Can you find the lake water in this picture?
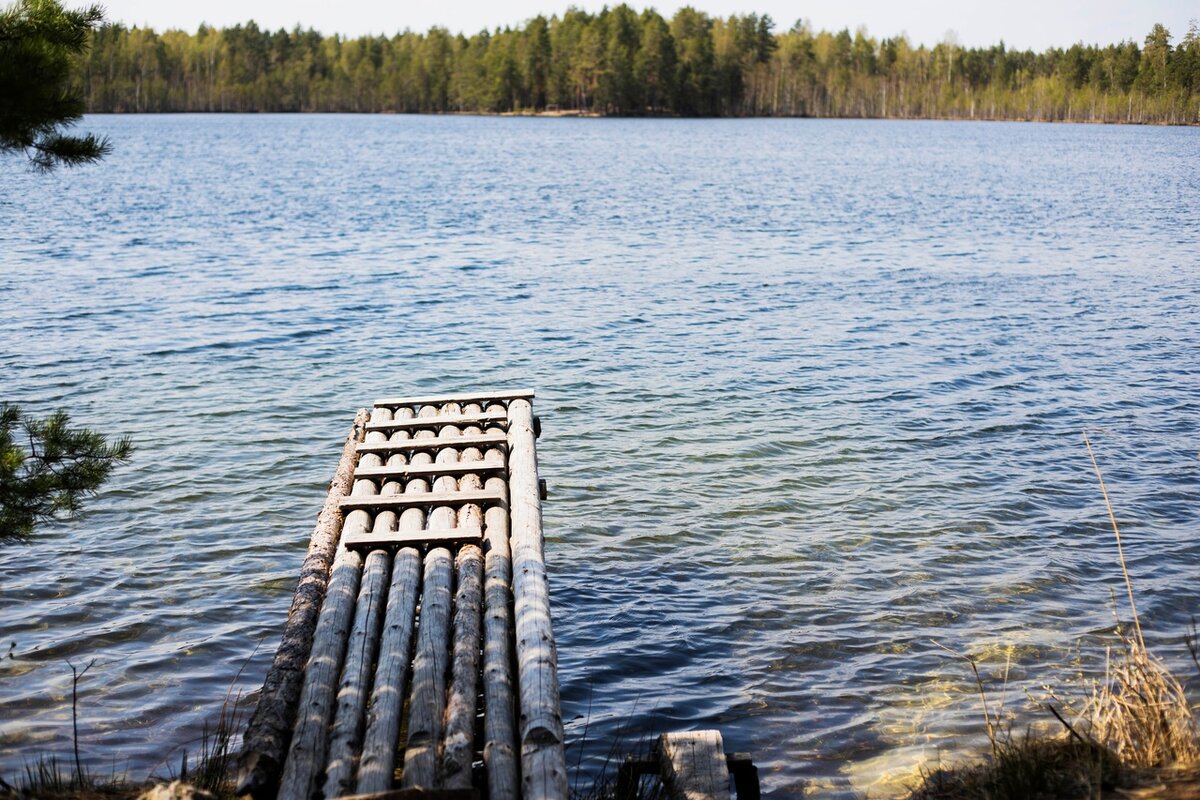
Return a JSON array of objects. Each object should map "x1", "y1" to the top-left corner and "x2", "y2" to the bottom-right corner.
[{"x1": 1, "y1": 115, "x2": 1197, "y2": 797}]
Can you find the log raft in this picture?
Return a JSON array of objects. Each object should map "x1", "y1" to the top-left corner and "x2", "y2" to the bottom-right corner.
[{"x1": 238, "y1": 390, "x2": 566, "y2": 800}]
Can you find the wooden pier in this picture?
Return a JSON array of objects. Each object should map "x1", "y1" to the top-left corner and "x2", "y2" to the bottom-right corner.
[
  {"x1": 237, "y1": 390, "x2": 567, "y2": 800},
  {"x1": 236, "y1": 388, "x2": 758, "y2": 800}
]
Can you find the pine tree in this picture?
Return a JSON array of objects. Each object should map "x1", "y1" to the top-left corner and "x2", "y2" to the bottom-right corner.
[
  {"x1": 0, "y1": 0, "x2": 110, "y2": 170},
  {"x1": 0, "y1": 405, "x2": 132, "y2": 543}
]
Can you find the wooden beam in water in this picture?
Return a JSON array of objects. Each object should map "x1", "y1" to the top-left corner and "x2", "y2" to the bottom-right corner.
[
  {"x1": 657, "y1": 731, "x2": 732, "y2": 800},
  {"x1": 356, "y1": 432, "x2": 507, "y2": 454},
  {"x1": 375, "y1": 389, "x2": 535, "y2": 408},
  {"x1": 339, "y1": 488, "x2": 505, "y2": 512}
]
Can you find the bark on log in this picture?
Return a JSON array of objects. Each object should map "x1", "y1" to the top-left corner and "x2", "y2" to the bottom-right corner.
[
  {"x1": 440, "y1": 403, "x2": 486, "y2": 789},
  {"x1": 480, "y1": 403, "x2": 518, "y2": 800},
  {"x1": 401, "y1": 405, "x2": 457, "y2": 789},
  {"x1": 441, "y1": 544, "x2": 483, "y2": 788},
  {"x1": 357, "y1": 407, "x2": 425, "y2": 794},
  {"x1": 237, "y1": 408, "x2": 369, "y2": 799},
  {"x1": 507, "y1": 398, "x2": 568, "y2": 800},
  {"x1": 401, "y1": 547, "x2": 453, "y2": 789},
  {"x1": 277, "y1": 408, "x2": 389, "y2": 799},
  {"x1": 323, "y1": 549, "x2": 389, "y2": 797}
]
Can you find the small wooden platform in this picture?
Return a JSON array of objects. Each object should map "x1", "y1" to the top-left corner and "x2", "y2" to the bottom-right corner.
[
  {"x1": 616, "y1": 731, "x2": 759, "y2": 800},
  {"x1": 238, "y1": 390, "x2": 567, "y2": 800}
]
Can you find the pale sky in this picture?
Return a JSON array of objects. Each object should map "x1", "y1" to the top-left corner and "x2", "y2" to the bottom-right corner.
[{"x1": 99, "y1": 1, "x2": 1196, "y2": 51}]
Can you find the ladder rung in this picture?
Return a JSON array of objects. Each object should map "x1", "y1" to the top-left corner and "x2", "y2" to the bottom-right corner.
[
  {"x1": 355, "y1": 459, "x2": 508, "y2": 481},
  {"x1": 356, "y1": 433, "x2": 507, "y2": 454},
  {"x1": 342, "y1": 526, "x2": 483, "y2": 550},
  {"x1": 375, "y1": 389, "x2": 535, "y2": 408},
  {"x1": 339, "y1": 488, "x2": 505, "y2": 512},
  {"x1": 364, "y1": 411, "x2": 508, "y2": 432}
]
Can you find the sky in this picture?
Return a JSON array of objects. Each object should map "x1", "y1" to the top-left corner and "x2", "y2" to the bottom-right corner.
[{"x1": 97, "y1": 1, "x2": 1196, "y2": 51}]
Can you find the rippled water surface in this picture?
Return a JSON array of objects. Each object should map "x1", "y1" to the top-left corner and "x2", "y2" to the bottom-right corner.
[{"x1": 1, "y1": 116, "x2": 1198, "y2": 797}]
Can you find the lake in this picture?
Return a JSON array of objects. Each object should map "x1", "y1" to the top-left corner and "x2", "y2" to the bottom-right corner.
[{"x1": 1, "y1": 115, "x2": 1197, "y2": 797}]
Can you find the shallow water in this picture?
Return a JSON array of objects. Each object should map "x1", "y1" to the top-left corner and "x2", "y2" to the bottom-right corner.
[{"x1": 1, "y1": 115, "x2": 1198, "y2": 797}]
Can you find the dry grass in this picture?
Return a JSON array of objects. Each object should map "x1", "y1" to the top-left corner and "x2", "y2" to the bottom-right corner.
[
  {"x1": 905, "y1": 433, "x2": 1200, "y2": 799},
  {"x1": 1079, "y1": 432, "x2": 1199, "y2": 774},
  {"x1": 1084, "y1": 629, "x2": 1200, "y2": 771}
]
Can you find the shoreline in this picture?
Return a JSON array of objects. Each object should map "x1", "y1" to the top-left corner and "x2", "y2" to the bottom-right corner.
[{"x1": 78, "y1": 109, "x2": 1200, "y2": 127}]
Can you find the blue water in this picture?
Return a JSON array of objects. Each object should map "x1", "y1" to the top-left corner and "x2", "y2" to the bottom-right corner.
[{"x1": 1, "y1": 115, "x2": 1198, "y2": 797}]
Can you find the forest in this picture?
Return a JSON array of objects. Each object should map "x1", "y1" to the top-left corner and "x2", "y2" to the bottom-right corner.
[{"x1": 77, "y1": 7, "x2": 1200, "y2": 123}]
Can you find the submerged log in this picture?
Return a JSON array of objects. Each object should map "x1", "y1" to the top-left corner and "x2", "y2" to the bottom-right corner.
[
  {"x1": 657, "y1": 731, "x2": 731, "y2": 800},
  {"x1": 236, "y1": 408, "x2": 369, "y2": 799},
  {"x1": 507, "y1": 399, "x2": 568, "y2": 800}
]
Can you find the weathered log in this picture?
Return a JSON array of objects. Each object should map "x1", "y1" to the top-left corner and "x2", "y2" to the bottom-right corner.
[
  {"x1": 323, "y1": 407, "x2": 405, "y2": 797},
  {"x1": 356, "y1": 408, "x2": 425, "y2": 794},
  {"x1": 507, "y1": 398, "x2": 568, "y2": 800},
  {"x1": 236, "y1": 409, "x2": 369, "y2": 799},
  {"x1": 479, "y1": 402, "x2": 518, "y2": 800},
  {"x1": 323, "y1": 548, "x2": 389, "y2": 797},
  {"x1": 401, "y1": 406, "x2": 457, "y2": 789},
  {"x1": 441, "y1": 545, "x2": 483, "y2": 788},
  {"x1": 401, "y1": 546, "x2": 453, "y2": 789},
  {"x1": 441, "y1": 404, "x2": 486, "y2": 789},
  {"x1": 278, "y1": 407, "x2": 392, "y2": 799}
]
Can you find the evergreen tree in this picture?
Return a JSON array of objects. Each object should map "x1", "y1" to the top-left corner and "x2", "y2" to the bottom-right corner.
[
  {"x1": 0, "y1": 405, "x2": 133, "y2": 543},
  {"x1": 49, "y1": 10, "x2": 1200, "y2": 123},
  {"x1": 0, "y1": 0, "x2": 109, "y2": 169}
]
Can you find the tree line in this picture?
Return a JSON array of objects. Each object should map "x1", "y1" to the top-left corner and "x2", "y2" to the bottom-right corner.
[{"x1": 77, "y1": 8, "x2": 1200, "y2": 123}]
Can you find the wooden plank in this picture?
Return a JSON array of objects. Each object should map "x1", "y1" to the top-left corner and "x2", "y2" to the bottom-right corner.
[
  {"x1": 354, "y1": 459, "x2": 507, "y2": 481},
  {"x1": 339, "y1": 488, "x2": 505, "y2": 512},
  {"x1": 356, "y1": 432, "x2": 507, "y2": 454},
  {"x1": 507, "y1": 399, "x2": 569, "y2": 800},
  {"x1": 364, "y1": 411, "x2": 508, "y2": 432},
  {"x1": 375, "y1": 389, "x2": 535, "y2": 408},
  {"x1": 342, "y1": 526, "x2": 483, "y2": 549},
  {"x1": 237, "y1": 408, "x2": 370, "y2": 799},
  {"x1": 657, "y1": 731, "x2": 731, "y2": 800}
]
